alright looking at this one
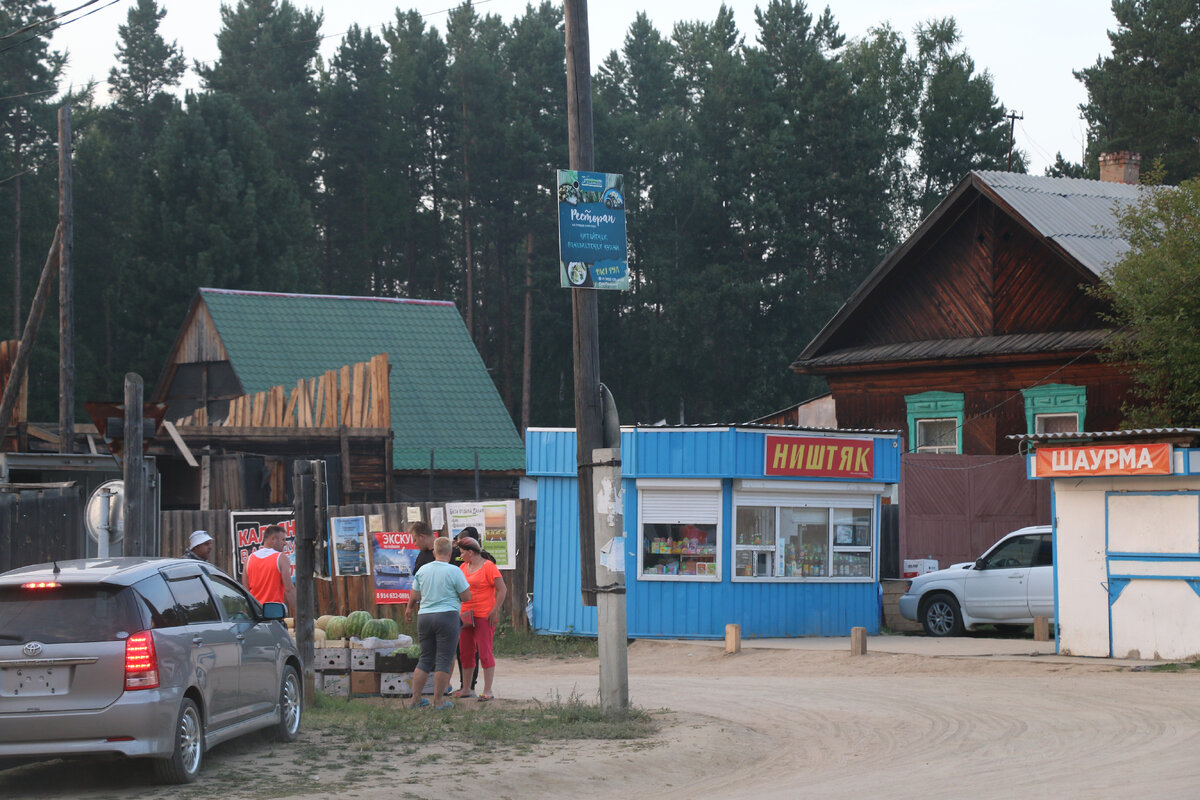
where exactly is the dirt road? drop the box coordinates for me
[5,636,1200,799]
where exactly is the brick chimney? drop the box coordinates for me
[1099,151,1141,184]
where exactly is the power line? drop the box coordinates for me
[0,0,123,57]
[0,0,103,40]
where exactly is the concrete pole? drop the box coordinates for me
[591,446,627,710]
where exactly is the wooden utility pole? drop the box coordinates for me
[565,0,602,608]
[565,0,628,711]
[123,373,144,556]
[293,460,318,707]
[59,105,74,454]
[0,226,60,439]
[1006,110,1024,171]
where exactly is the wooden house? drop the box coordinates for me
[150,289,526,509]
[790,164,1143,567]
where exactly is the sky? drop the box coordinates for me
[48,0,1119,174]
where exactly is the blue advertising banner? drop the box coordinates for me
[557,169,629,290]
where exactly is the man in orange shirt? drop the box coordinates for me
[244,524,296,615]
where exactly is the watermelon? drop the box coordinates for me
[360,618,388,639]
[325,615,348,639]
[315,615,334,631]
[380,617,400,640]
[345,610,371,638]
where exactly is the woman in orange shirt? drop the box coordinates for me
[457,535,506,701]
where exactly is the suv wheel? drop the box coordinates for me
[154,697,203,784]
[921,594,964,637]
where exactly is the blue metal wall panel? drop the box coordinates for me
[632,429,735,477]
[526,430,577,477]
[531,476,597,635]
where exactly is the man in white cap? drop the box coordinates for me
[184,530,214,562]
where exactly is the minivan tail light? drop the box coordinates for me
[124,631,159,690]
[21,581,61,589]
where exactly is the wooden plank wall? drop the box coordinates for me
[0,485,85,572]
[0,339,28,435]
[160,499,535,629]
[173,352,390,430]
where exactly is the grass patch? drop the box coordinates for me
[1147,660,1200,672]
[306,690,654,751]
[492,625,599,658]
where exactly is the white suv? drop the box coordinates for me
[898,526,1054,637]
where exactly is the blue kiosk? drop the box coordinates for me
[526,425,901,639]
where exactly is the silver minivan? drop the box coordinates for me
[0,558,301,783]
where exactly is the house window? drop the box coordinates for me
[637,480,721,581]
[733,488,874,581]
[1022,384,1086,435]
[1035,413,1079,434]
[905,391,963,454]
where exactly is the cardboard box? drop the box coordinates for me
[350,650,376,671]
[320,672,350,698]
[316,648,350,671]
[380,672,413,696]
[316,638,347,649]
[351,671,381,696]
[902,558,940,578]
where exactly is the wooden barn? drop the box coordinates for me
[790,160,1143,568]
[150,288,526,509]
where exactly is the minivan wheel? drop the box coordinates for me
[921,594,964,637]
[154,697,203,784]
[272,666,302,742]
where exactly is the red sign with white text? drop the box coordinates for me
[1033,442,1171,477]
[764,435,874,479]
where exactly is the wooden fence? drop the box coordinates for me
[160,499,535,630]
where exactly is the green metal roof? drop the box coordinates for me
[199,288,525,472]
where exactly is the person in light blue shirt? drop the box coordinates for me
[405,536,470,709]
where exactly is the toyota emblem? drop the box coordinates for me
[22,641,44,657]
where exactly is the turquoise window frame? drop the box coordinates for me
[905,391,964,454]
[1021,383,1086,434]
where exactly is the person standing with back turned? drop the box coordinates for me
[245,524,296,616]
[405,536,470,710]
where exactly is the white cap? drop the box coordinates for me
[189,530,214,550]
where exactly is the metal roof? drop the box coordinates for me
[1008,428,1200,442]
[974,171,1148,277]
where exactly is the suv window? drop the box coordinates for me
[206,575,255,622]
[133,574,184,629]
[166,576,220,623]
[0,585,141,644]
[979,535,1040,570]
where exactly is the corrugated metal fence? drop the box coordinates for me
[161,500,535,628]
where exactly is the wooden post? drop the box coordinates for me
[1034,616,1050,641]
[293,460,317,706]
[850,626,868,656]
[565,0,602,608]
[725,623,742,654]
[123,373,144,556]
[0,227,60,438]
[58,105,74,454]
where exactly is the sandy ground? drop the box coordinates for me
[5,635,1200,799]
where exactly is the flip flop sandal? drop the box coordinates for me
[454,689,474,698]
[414,698,431,709]
[477,694,494,702]
[435,701,454,710]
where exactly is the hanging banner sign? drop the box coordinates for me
[371,531,420,605]
[763,435,874,479]
[557,169,629,290]
[229,510,295,582]
[1033,443,1171,477]
[330,515,370,576]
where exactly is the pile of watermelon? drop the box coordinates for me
[315,611,400,641]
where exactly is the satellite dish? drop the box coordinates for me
[85,480,125,551]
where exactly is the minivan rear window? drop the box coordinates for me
[0,585,141,644]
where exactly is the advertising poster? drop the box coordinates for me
[230,510,295,582]
[445,500,516,569]
[371,530,419,605]
[330,515,370,576]
[557,169,629,290]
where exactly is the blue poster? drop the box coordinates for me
[557,169,629,290]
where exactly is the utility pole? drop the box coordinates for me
[1006,110,1023,172]
[123,373,144,556]
[59,105,74,454]
[564,0,628,712]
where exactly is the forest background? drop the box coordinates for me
[0,0,1189,431]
